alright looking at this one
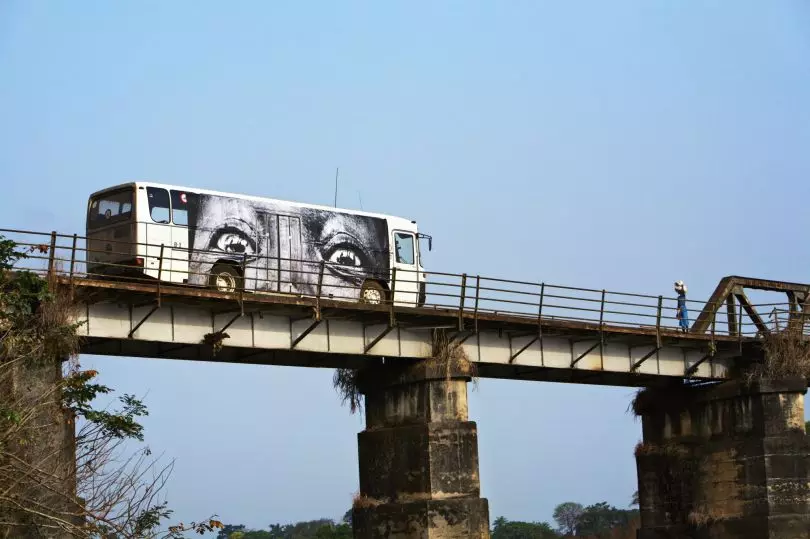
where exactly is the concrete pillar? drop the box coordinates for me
[352,360,490,539]
[0,357,78,539]
[634,377,810,539]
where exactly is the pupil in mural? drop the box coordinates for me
[208,225,257,257]
[325,244,366,267]
[317,230,374,282]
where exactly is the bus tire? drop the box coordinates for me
[209,263,242,293]
[360,280,387,304]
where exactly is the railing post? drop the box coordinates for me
[473,275,480,333]
[655,295,663,348]
[157,244,164,305]
[240,254,248,290]
[537,282,545,322]
[458,273,467,331]
[239,253,248,314]
[68,233,78,283]
[315,260,325,321]
[599,289,606,329]
[599,289,606,362]
[316,260,325,298]
[47,230,57,277]
[389,267,397,327]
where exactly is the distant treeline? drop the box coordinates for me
[217,496,640,539]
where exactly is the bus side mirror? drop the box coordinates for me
[419,233,432,251]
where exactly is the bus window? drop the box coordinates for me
[394,232,415,265]
[88,189,133,229]
[170,190,197,226]
[147,187,171,224]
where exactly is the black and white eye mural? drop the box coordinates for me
[186,193,390,299]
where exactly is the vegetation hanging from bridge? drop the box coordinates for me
[331,327,478,415]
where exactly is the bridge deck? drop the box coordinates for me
[5,227,799,387]
[66,276,744,388]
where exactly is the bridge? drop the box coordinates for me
[4,228,804,387]
[3,227,810,539]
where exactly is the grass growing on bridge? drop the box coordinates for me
[332,329,478,415]
[750,327,810,382]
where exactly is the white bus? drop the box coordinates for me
[85,181,430,306]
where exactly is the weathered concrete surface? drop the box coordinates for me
[634,377,810,539]
[353,360,490,538]
[0,358,78,539]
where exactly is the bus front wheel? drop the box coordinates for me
[209,264,242,293]
[360,280,387,305]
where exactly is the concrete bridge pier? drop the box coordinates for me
[634,377,810,539]
[351,360,490,539]
[0,357,78,539]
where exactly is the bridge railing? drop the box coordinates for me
[0,228,801,339]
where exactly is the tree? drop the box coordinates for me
[341,508,352,526]
[806,420,809,433]
[218,524,246,538]
[553,502,584,535]
[630,490,639,507]
[491,516,559,538]
[576,502,639,537]
[0,235,221,538]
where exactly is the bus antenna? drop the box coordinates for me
[334,167,339,207]
[358,191,363,210]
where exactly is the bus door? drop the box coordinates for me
[262,213,302,293]
[392,230,419,306]
[144,187,173,279]
[169,189,194,283]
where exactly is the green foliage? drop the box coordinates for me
[491,516,557,538]
[577,502,639,537]
[0,234,210,538]
[216,493,642,539]
[134,502,173,536]
[217,524,246,538]
[314,523,351,539]
[0,236,27,272]
[220,519,349,539]
[62,368,148,440]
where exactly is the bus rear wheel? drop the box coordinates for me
[209,264,242,293]
[360,280,387,305]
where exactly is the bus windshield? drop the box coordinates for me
[88,188,133,229]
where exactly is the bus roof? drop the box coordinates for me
[90,180,419,227]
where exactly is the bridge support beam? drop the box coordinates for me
[634,377,810,539]
[352,360,490,539]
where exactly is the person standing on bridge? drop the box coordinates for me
[674,280,689,333]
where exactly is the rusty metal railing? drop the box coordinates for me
[0,227,801,340]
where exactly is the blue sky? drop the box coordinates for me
[2,0,810,533]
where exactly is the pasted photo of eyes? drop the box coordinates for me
[207,221,258,259]
[302,209,389,285]
[186,194,390,299]
[320,231,371,278]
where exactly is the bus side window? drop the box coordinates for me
[147,187,170,224]
[170,190,196,226]
[395,232,415,265]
